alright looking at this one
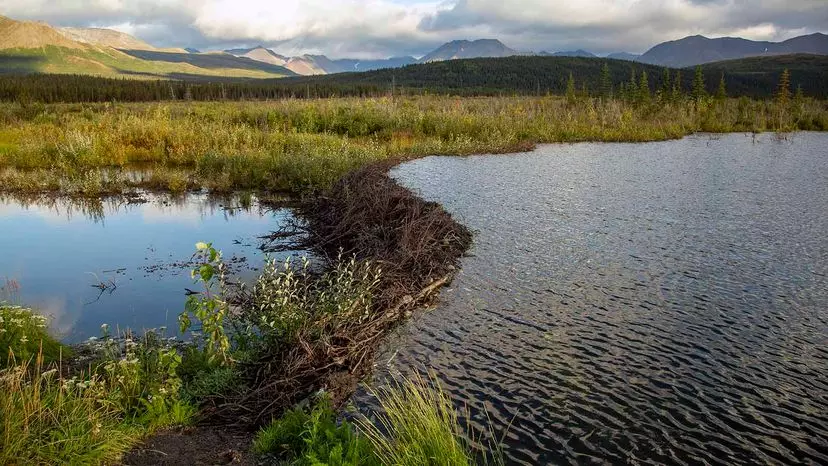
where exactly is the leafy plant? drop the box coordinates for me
[253,395,378,466]
[179,242,232,365]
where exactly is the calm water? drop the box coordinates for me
[377,133,828,465]
[0,194,296,342]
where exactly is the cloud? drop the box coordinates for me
[1,0,826,57]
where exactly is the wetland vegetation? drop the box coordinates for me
[1,92,826,197]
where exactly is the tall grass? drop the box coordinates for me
[0,308,196,465]
[1,96,825,195]
[253,376,489,466]
[359,375,480,466]
[0,354,139,465]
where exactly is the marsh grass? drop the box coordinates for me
[0,355,141,465]
[359,375,489,466]
[252,375,500,466]
[1,96,825,196]
[1,309,197,465]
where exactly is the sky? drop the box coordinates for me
[2,0,827,58]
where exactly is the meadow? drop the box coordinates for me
[1,94,826,196]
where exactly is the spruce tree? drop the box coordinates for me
[716,73,727,100]
[776,69,791,106]
[661,68,671,100]
[692,65,706,100]
[639,70,650,103]
[600,62,612,99]
[628,69,638,102]
[672,70,683,101]
[566,71,576,101]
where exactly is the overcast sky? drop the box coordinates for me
[2,0,827,58]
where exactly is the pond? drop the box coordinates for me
[0,193,299,343]
[379,133,828,464]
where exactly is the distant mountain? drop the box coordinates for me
[0,14,293,79]
[225,47,416,75]
[58,27,158,51]
[639,33,828,67]
[420,39,517,62]
[226,46,289,66]
[541,49,596,58]
[184,48,200,54]
[606,52,641,61]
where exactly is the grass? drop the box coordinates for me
[0,95,825,196]
[359,375,480,466]
[0,310,197,465]
[253,376,489,466]
[253,396,378,465]
[1,304,67,368]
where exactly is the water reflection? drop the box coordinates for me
[373,133,828,465]
[0,192,300,342]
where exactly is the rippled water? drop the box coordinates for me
[378,133,828,464]
[0,194,296,342]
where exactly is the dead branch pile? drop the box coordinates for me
[207,161,472,427]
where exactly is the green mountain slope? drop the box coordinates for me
[700,54,828,97]
[0,15,293,79]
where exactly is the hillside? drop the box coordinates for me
[278,54,827,99]
[57,27,158,51]
[226,46,289,66]
[640,33,828,67]
[420,39,517,62]
[227,48,418,75]
[0,15,293,79]
[607,52,641,61]
[700,54,828,97]
[542,50,596,58]
[0,15,85,50]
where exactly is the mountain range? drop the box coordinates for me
[637,33,828,67]
[0,13,826,79]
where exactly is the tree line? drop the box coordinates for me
[0,55,824,104]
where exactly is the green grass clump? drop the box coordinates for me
[253,377,489,466]
[253,396,378,466]
[1,304,67,367]
[0,358,141,465]
[360,376,477,466]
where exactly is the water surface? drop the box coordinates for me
[380,133,828,465]
[0,194,296,342]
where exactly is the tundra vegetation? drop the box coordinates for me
[0,91,825,197]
